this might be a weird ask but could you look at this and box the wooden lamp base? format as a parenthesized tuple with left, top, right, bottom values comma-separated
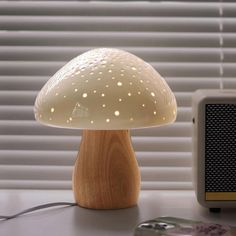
(73, 130, 140, 209)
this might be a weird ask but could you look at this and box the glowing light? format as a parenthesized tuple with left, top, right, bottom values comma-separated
(106, 119, 110, 123)
(50, 108, 55, 113)
(117, 82, 122, 86)
(82, 93, 87, 98)
(114, 111, 120, 116)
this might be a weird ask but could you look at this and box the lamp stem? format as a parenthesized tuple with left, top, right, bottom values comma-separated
(73, 129, 140, 209)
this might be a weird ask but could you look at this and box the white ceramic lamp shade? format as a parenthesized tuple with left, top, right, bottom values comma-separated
(34, 48, 176, 130)
(34, 48, 177, 210)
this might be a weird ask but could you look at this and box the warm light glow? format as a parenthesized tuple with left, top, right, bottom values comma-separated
(34, 48, 177, 130)
(114, 111, 120, 116)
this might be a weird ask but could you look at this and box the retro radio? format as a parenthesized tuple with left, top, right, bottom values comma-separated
(192, 90, 236, 212)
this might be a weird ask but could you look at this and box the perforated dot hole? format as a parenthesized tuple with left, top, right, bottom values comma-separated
(114, 111, 120, 116)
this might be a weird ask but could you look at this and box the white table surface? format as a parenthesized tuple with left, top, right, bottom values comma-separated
(0, 190, 235, 236)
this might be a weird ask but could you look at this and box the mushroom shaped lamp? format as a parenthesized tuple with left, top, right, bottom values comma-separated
(34, 48, 177, 210)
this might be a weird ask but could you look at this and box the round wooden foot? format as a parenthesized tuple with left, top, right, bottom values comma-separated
(73, 130, 140, 209)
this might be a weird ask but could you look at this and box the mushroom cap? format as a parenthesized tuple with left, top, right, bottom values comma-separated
(34, 48, 177, 130)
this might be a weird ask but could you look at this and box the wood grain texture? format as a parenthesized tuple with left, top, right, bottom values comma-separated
(73, 130, 141, 209)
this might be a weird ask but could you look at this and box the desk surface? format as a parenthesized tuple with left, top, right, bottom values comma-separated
(0, 190, 235, 236)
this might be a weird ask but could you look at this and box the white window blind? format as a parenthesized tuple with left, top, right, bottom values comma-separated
(0, 1, 235, 190)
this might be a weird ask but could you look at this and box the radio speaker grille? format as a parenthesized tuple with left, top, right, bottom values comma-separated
(205, 104, 236, 192)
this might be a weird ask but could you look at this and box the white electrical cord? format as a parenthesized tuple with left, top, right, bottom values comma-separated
(0, 202, 77, 221)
